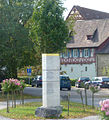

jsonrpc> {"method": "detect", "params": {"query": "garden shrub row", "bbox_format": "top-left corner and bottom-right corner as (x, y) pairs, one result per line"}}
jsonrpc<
(70, 79), (77, 86)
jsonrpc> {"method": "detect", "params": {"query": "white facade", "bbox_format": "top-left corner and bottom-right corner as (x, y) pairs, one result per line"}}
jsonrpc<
(61, 63), (97, 79)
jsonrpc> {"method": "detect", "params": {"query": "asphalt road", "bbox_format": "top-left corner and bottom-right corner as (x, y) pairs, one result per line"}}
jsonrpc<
(24, 87), (109, 107)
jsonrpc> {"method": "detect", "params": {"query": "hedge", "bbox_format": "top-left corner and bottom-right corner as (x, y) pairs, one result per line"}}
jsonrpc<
(70, 79), (77, 86)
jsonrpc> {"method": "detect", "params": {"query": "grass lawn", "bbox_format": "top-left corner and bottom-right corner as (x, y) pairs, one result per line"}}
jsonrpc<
(0, 92), (41, 102)
(0, 101), (99, 120)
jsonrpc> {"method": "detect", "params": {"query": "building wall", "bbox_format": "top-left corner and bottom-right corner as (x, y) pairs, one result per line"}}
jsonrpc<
(60, 48), (96, 79)
(61, 63), (96, 79)
(96, 54), (109, 76)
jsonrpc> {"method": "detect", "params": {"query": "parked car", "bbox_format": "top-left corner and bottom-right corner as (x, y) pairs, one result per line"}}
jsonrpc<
(31, 76), (37, 87)
(31, 75), (42, 87)
(75, 77), (90, 88)
(90, 77), (109, 88)
(32, 75), (71, 90)
(36, 76), (42, 87)
(60, 75), (71, 90)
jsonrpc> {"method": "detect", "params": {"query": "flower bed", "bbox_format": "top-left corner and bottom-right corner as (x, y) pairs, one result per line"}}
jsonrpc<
(99, 99), (109, 120)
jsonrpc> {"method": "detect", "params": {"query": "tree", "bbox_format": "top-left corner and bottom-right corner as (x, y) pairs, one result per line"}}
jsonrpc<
(29, 0), (69, 54)
(0, 0), (34, 78)
(89, 85), (100, 108)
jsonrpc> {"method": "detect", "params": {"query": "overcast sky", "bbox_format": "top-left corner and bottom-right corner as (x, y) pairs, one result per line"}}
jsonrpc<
(63, 0), (109, 18)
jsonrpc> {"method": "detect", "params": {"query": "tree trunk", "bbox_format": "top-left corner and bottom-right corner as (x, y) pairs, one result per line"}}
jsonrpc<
(84, 88), (87, 106)
(21, 90), (24, 105)
(67, 93), (70, 116)
(92, 93), (94, 108)
(14, 90), (16, 108)
(80, 92), (85, 112)
(7, 92), (9, 113)
(12, 91), (14, 108)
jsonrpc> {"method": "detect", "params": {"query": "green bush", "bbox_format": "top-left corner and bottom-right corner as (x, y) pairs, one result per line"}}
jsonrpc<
(18, 77), (34, 85)
(70, 79), (77, 86)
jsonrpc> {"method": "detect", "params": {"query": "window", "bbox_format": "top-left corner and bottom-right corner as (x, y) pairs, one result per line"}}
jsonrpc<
(73, 49), (78, 57)
(87, 35), (93, 40)
(84, 49), (89, 57)
(69, 31), (74, 41)
(71, 67), (73, 72)
(85, 67), (87, 71)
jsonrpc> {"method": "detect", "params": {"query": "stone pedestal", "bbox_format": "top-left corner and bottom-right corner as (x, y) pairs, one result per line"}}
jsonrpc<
(35, 106), (62, 118)
(35, 54), (62, 118)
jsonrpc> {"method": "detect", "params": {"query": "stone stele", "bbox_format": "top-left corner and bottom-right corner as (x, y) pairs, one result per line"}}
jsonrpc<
(35, 54), (62, 118)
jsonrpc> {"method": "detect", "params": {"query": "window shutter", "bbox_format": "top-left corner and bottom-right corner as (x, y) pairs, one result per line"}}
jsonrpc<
(78, 49), (80, 57)
(71, 49), (73, 57)
(88, 49), (91, 57)
(82, 49), (84, 57)
(68, 49), (70, 58)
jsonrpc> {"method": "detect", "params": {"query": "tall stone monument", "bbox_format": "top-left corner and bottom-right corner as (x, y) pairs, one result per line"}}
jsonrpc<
(35, 54), (62, 118)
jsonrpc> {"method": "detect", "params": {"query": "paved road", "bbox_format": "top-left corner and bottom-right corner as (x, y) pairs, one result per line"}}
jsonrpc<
(24, 87), (109, 107)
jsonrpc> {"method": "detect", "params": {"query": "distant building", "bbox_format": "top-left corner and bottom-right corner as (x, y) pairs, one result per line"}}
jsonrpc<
(66, 5), (109, 20)
(60, 6), (109, 79)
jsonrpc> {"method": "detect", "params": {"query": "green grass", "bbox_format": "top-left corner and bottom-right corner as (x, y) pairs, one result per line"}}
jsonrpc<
(0, 101), (99, 120)
(0, 92), (41, 102)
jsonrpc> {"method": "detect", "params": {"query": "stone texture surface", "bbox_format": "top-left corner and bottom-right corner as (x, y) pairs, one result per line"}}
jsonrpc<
(35, 106), (62, 118)
(35, 54), (62, 118)
(42, 54), (60, 107)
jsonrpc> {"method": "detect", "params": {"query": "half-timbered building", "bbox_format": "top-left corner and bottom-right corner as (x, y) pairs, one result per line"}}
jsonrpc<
(60, 6), (109, 79)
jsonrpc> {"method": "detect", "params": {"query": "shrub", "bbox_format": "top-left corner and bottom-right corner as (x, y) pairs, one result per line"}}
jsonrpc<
(70, 79), (77, 86)
(99, 99), (109, 120)
(1, 78), (26, 112)
(90, 85), (100, 108)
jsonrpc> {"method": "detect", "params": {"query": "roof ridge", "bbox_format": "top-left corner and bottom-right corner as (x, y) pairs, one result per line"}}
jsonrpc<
(75, 5), (109, 14)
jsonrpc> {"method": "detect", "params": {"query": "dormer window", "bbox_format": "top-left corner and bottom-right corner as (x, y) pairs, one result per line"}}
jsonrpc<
(87, 35), (93, 40)
(69, 31), (74, 42)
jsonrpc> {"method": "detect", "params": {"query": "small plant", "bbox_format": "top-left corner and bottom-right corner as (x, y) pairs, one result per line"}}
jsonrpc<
(76, 89), (85, 112)
(99, 99), (109, 120)
(81, 82), (89, 106)
(89, 85), (100, 108)
(1, 79), (25, 113)
(67, 92), (70, 116)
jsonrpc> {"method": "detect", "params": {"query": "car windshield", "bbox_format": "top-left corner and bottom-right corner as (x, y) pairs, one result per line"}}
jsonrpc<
(102, 78), (109, 82)
(60, 76), (70, 80)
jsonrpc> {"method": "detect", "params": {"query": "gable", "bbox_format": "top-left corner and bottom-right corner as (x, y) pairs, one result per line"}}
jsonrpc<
(67, 7), (84, 20)
(66, 6), (109, 20)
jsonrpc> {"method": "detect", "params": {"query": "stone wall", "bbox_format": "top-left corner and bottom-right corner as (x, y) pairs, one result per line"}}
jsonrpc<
(96, 54), (109, 76)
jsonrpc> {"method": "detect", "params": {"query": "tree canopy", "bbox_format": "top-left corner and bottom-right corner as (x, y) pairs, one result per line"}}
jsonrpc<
(29, 0), (69, 54)
(0, 0), (34, 78)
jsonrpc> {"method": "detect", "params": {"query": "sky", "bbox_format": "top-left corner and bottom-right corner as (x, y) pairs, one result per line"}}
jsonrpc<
(63, 0), (109, 18)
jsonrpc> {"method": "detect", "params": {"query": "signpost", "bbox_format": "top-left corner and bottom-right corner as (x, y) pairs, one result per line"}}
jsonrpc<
(27, 68), (31, 84)
(27, 68), (31, 76)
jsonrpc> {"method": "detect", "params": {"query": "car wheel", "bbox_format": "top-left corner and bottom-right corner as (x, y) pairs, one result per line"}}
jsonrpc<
(60, 88), (62, 90)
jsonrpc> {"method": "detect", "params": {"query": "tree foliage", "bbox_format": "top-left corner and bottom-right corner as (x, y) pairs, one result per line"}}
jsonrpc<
(29, 0), (69, 54)
(0, 0), (34, 78)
